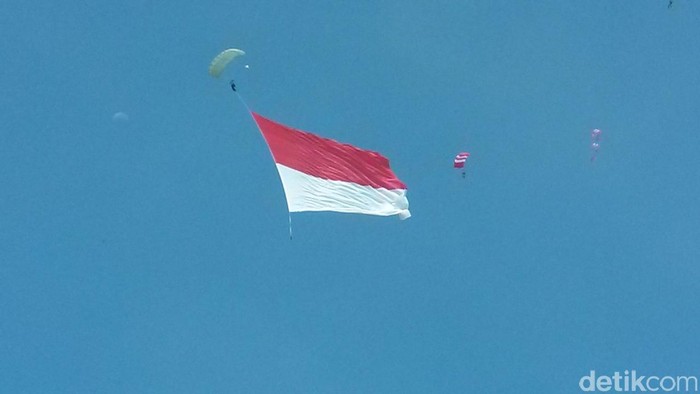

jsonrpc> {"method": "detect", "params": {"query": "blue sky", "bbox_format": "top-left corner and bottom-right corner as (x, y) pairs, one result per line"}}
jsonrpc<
(1, 1), (699, 392)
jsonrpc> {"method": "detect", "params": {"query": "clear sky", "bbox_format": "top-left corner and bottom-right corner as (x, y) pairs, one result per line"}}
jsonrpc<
(1, 1), (699, 392)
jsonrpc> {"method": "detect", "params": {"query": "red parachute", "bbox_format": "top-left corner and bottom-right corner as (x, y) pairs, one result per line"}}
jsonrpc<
(454, 152), (470, 178)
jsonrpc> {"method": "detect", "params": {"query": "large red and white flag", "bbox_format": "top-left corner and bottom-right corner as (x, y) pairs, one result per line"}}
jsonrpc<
(251, 113), (411, 220)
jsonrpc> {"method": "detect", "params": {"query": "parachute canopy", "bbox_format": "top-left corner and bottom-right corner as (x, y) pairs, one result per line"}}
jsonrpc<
(454, 152), (470, 168)
(209, 48), (245, 78)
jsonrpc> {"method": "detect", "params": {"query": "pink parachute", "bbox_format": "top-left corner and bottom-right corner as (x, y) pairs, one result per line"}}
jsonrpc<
(590, 129), (602, 162)
(454, 152), (470, 178)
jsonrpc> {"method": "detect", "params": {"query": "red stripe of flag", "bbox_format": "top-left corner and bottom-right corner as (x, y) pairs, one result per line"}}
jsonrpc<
(252, 113), (407, 190)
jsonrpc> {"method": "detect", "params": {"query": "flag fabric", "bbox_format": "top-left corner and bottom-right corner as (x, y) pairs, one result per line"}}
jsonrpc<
(454, 152), (470, 168)
(251, 113), (411, 220)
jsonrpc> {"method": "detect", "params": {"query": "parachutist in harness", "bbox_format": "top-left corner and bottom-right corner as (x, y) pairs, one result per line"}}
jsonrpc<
(668, 0), (673, 8)
(229, 80), (237, 92)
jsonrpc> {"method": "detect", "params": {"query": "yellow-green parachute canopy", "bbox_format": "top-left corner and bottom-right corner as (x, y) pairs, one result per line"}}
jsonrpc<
(208, 48), (245, 78)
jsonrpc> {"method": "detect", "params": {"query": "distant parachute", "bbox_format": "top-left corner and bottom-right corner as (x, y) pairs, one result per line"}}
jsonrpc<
(590, 128), (602, 162)
(112, 112), (129, 123)
(209, 48), (245, 78)
(454, 152), (470, 178)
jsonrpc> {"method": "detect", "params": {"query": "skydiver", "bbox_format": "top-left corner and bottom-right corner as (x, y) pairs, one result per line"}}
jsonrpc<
(668, 0), (673, 8)
(230, 80), (237, 92)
